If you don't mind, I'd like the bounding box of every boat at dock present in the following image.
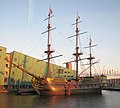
[5,9,102,96]
[30,10,102,95]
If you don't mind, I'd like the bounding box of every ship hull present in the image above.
[31,77,102,96]
[34,87,101,96]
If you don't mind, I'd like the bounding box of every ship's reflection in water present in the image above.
[0,90,120,108]
[35,94,105,108]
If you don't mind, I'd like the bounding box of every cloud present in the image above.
[28,0,35,25]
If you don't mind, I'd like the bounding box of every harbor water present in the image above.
[0,90,120,108]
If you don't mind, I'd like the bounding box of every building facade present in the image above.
[0,47,75,91]
[0,46,6,90]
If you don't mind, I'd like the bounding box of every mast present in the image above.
[76,16,79,80]
[89,37,92,77]
[88,36,98,77]
[44,12,54,77]
[84,36,97,77]
[41,8,63,77]
[73,15,81,80]
[69,13,87,80]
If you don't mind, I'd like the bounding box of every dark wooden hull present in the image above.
[34,87,101,96]
[31,77,102,96]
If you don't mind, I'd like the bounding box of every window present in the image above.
[14,58,17,61]
[11,79,14,82]
[4,78,7,83]
[6,64,8,67]
[12,71,15,75]
[5,71,8,76]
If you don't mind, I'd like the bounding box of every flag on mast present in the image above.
[49,7,53,14]
[89,36,92,45]
[77,12,80,19]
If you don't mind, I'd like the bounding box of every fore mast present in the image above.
[45,11,53,77]
[42,8,55,77]
[42,8,62,77]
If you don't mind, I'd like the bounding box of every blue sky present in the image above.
[0,0,120,74]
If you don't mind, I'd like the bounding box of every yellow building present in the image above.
[6,51,75,90]
[0,46,6,90]
[0,45,76,92]
[4,53,11,85]
[0,46,75,92]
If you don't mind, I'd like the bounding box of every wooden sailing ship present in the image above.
[30,10,102,95]
[5,9,102,96]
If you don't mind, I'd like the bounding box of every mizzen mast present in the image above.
[84,36,97,77]
[88,37,97,77]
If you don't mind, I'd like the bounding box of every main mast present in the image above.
[68,13,87,80]
[89,37,92,77]
[73,16,82,80]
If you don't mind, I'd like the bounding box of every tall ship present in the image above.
[5,9,102,96]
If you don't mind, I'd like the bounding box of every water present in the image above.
[0,90,120,108]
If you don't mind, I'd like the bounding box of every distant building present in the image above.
[103,75,120,90]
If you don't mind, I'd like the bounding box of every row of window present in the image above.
[64,75,73,78]
[4,78,8,83]
[4,71,8,76]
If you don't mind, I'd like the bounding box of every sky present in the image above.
[0,0,120,74]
